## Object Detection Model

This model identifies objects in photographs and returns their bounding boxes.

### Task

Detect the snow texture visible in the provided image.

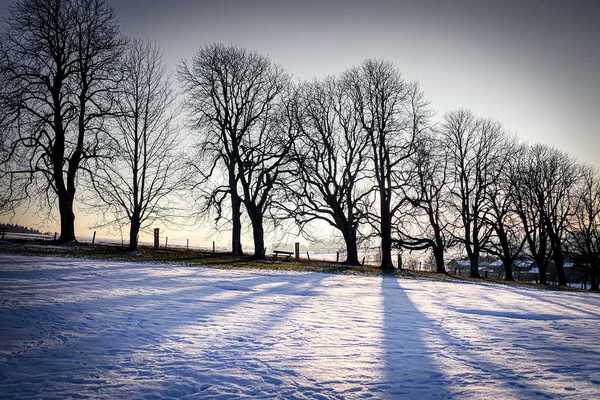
[0,254,599,399]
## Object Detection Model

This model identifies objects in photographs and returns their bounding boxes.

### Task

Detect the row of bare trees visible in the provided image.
[432,114,599,289]
[178,44,600,289]
[0,0,182,250]
[1,1,599,289]
[178,51,429,272]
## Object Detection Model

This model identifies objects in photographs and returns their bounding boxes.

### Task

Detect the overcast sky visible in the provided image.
[1,0,599,245]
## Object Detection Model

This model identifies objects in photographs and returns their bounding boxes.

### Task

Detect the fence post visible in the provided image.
[165,237,168,248]
[336,251,339,263]
[306,251,311,262]
[92,231,96,245]
[212,241,215,254]
[54,232,57,241]
[397,253,402,270]
[295,242,300,261]
[186,239,189,250]
[153,228,159,250]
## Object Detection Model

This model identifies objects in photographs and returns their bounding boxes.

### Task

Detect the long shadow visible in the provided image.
[449,307,598,321]
[147,274,338,399]
[442,280,600,393]
[381,275,453,399]
[6,256,587,398]
[0,254,329,303]
[0,254,204,287]
[0,252,319,310]
[446,302,600,391]
[381,276,565,399]
[0,272,297,314]
[425,314,561,399]
[0,262,330,399]
[497,285,600,319]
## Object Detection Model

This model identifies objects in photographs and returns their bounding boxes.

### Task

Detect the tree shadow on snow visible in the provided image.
[0,268,332,398]
[381,275,454,399]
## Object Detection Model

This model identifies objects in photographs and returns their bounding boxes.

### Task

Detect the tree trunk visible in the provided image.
[553,251,567,286]
[58,194,76,243]
[469,252,480,278]
[343,226,360,266]
[231,193,243,256]
[128,217,141,251]
[590,271,599,291]
[497,229,513,281]
[379,198,394,272]
[380,221,394,272]
[537,259,548,285]
[342,190,360,266]
[249,211,265,259]
[433,246,446,274]
[503,258,514,281]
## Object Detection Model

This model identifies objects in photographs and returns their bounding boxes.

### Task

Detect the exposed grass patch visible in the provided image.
[0,238,382,276]
[0,238,594,292]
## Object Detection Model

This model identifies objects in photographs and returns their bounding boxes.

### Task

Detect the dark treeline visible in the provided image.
[0,223,41,234]
[1,0,599,289]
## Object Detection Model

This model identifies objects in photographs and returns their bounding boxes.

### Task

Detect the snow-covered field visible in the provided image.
[0,255,599,399]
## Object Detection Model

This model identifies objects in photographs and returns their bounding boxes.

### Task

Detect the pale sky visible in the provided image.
[1,0,599,248]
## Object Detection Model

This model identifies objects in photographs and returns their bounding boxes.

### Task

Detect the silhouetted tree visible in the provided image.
[513,144,578,285]
[481,136,526,281]
[87,40,182,251]
[395,131,454,274]
[281,79,370,265]
[238,88,295,259]
[179,44,289,258]
[511,145,551,284]
[568,166,600,291]
[0,0,123,242]
[538,147,579,286]
[344,60,428,272]
[0,223,42,234]
[443,111,504,278]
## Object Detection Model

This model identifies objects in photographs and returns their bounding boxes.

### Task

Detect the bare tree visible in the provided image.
[481,136,526,281]
[522,145,579,285]
[395,131,454,273]
[0,0,123,242]
[510,144,577,285]
[0,111,28,213]
[238,88,295,259]
[280,78,370,265]
[87,40,181,251]
[344,60,428,272]
[544,149,579,286]
[511,149,550,284]
[179,44,288,258]
[443,110,504,278]
[568,166,600,291]
[517,145,580,285]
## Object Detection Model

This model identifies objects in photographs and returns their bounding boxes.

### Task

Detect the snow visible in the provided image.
[0,255,599,399]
